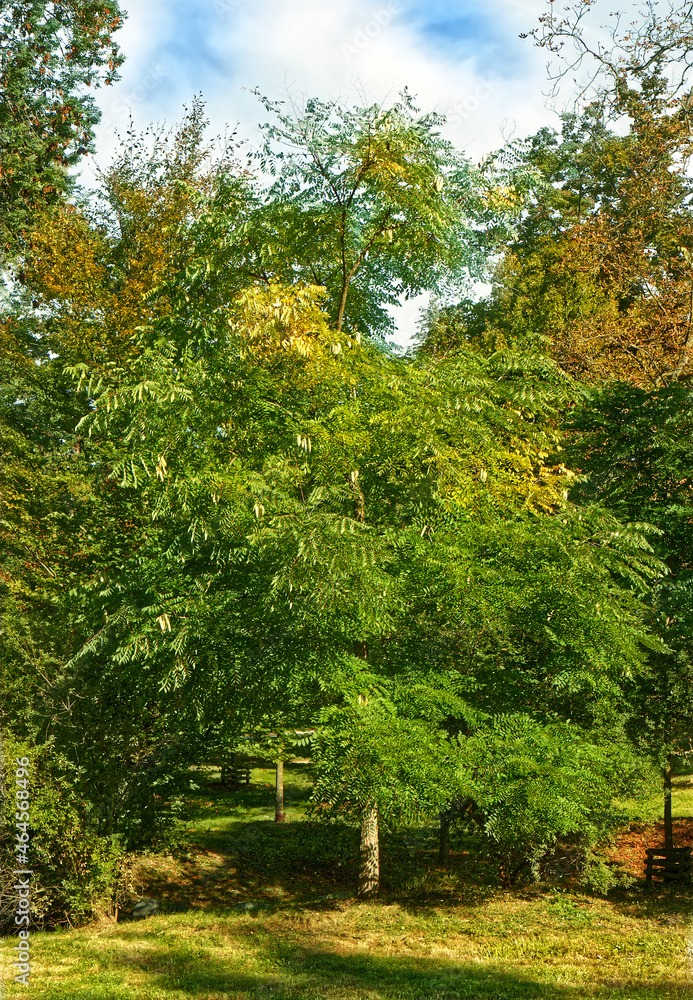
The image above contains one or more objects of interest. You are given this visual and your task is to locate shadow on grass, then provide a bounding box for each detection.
[165,766,693,923]
[61,927,689,1000]
[173,777,575,914]
[607,881,693,925]
[181,767,493,905]
[186,764,316,850]
[129,767,362,911]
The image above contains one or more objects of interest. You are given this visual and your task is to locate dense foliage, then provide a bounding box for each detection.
[0,0,125,255]
[1,0,692,920]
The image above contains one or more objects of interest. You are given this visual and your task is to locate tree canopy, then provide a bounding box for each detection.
[2,0,692,915]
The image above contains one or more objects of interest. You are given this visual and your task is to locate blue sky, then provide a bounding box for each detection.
[88,0,562,344]
[93,0,556,158]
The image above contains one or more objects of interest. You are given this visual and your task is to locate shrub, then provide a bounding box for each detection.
[0,735,138,929]
[457,715,647,888]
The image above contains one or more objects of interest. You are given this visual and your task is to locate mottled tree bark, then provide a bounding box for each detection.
[275,759,286,823]
[349,467,379,897]
[358,804,379,898]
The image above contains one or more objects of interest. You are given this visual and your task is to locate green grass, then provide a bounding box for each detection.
[4,892,691,999]
[3,764,693,999]
[619,773,693,826]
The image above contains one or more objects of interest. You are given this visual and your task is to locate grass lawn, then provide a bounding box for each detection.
[3,764,692,999]
[619,772,693,825]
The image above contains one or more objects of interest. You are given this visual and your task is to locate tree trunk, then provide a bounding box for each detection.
[438,798,473,866]
[439,811,451,867]
[349,466,379,896]
[275,759,286,823]
[358,804,379,898]
[664,754,673,849]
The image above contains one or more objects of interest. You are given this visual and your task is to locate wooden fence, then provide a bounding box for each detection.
[645,846,692,884]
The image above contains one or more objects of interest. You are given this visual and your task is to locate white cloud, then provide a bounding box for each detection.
[203,0,554,156]
[97,0,555,159]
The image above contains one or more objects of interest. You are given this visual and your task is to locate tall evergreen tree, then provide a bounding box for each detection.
[0,0,125,255]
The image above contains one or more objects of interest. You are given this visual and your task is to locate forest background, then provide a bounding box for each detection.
[2,0,693,924]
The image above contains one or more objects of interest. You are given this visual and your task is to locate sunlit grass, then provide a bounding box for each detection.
[3,763,692,998]
[3,892,691,999]
[183,764,315,852]
[619,774,693,826]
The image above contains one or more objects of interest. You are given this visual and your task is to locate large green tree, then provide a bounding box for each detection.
[65,254,659,891]
[568,381,693,847]
[1,80,666,905]
[195,90,530,340]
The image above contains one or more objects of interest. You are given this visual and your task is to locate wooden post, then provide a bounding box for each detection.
[275,760,286,823]
[664,754,673,851]
[439,811,450,866]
